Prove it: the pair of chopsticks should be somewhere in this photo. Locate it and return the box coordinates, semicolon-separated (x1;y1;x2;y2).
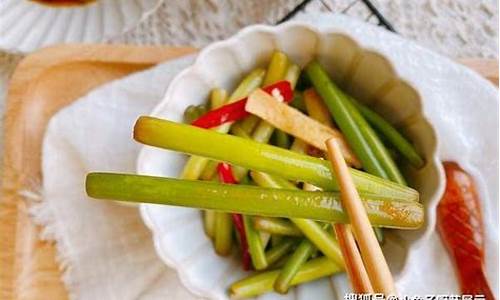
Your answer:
325;138;396;295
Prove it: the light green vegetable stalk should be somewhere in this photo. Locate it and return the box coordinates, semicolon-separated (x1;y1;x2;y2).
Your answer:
185;89;228;241
349;98;425;168
270;254;292;269
231;53;299;254
183;72;265;247
273;222;330;294
243;51;293;262
230;123;252;139
251;52;296;145
86;173;424;228
180;88;226;180
250;171;344;267
274;238;316;294
203;210;216;238
133;117;419;202
346;100;400;239
199;161;218;181
180;155;211;180
216;68;266;132
181;69;265;181
210;88;227;109
243;215;268;270
214;211;232;256
253;217;303;237
305;61;407;185
274;130;291;149
265;238;297;266
284;64;301;88
344;98;407;185
290;91;307;113
238;116;260;135
183;105;206;124
292;219;343;265
302;89;387;241
263;51;289;86
305;60;387;178
249;112;278;144
229;257;342;298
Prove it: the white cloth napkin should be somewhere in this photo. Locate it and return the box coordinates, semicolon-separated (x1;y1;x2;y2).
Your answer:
34;55;199;300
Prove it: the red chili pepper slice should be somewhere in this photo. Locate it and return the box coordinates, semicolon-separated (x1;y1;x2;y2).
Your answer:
217;162;239;184
230;213;251;271
191;80;293;129
217;163;251;270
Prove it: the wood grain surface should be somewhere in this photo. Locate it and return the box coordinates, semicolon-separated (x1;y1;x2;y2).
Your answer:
0;44;196;300
0;43;496;300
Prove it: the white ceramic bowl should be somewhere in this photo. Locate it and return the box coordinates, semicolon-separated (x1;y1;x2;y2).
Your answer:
0;0;161;53
137;19;446;299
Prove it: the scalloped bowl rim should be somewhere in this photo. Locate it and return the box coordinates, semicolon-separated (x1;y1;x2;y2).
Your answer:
138;21;445;298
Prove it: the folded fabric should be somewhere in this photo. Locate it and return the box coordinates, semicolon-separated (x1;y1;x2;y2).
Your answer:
33;55;200;300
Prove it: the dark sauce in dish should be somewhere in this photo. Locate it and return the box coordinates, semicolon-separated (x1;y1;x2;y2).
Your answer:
30;0;96;7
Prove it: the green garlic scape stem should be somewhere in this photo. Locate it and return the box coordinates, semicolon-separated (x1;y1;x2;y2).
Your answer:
263;51;289;86
350;98;425;168
85;173;424;228
203;210;215;238
229;69;267;101
290;91;307;113
181;69;265;180
274;239;316;294
133;117;419;202
214;211;232;256
284;64;301;88
292;219;343;266
253;217;303;237
305;61;388;178
208;70;264;256
302;88;389;241
183;105;202;124
274;130;291;149
180;88;227;180
344;98;407;185
243;52;291;260
239;115;260;134
265;238;297;266
243;215;268;270
274;226;324;294
270;254;291;269
186;88;229;245
199;161;218;181
250;52;298;145
210;88;227;109
250;171;345;266
229;257;342;298
230;123;252;139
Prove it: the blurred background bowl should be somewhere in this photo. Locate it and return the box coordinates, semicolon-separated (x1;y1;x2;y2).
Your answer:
0;0;162;53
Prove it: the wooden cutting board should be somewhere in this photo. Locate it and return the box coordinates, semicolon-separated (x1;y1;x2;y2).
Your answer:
0;43;496;300
0;44;196;300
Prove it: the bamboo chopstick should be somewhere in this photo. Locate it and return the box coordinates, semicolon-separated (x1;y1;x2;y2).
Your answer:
303;181;372;292
333;224;373;293
303;182;372;292
326;138;396;295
